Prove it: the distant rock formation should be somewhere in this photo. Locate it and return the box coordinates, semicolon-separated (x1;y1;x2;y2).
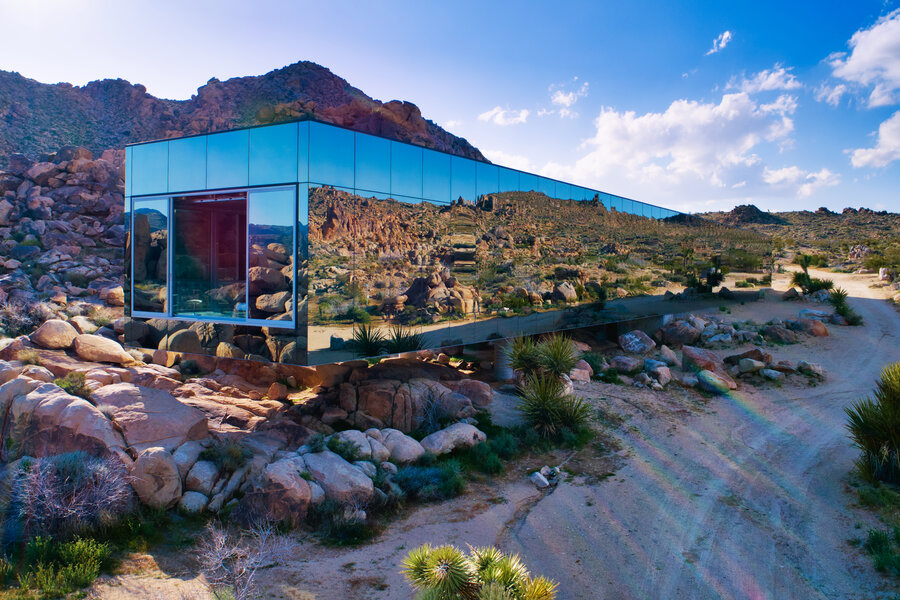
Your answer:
0;61;485;167
720;204;787;226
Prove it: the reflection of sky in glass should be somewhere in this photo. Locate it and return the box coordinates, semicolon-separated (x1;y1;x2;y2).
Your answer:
132;142;168;196
207;129;249;189
538;176;556;198
391;142;422;198
249;187;295;231
519;172;538;193
168;135;206;193
355;133;390;193
499;167;519;194
309;122;354;188
423;149;450;203
476;162;498;197
451;155;475;202
250;122;298;185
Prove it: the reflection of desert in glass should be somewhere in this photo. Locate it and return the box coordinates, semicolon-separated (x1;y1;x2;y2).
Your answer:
128;198;168;314
307;186;772;358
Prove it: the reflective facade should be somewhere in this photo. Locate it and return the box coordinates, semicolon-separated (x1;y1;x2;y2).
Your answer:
125;119;697;366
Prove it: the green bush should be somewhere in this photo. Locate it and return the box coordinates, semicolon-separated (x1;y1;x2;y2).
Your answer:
54;372;92;400
394;460;466;501
382;326;425;354
346;323;386;357
16;536;110;596
505;336;544;374
517;374;592;440
179;359;203;378
579;352;605;379
539;334;580;379
846;362;900;484
401;544;558;600
199;439;252;473
326;436;362;462
309;499;377;546
343;305;372;324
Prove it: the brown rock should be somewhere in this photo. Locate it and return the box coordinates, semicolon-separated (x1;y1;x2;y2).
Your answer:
796;318;828;337
267;381;288;401
681;346;737;389
130;447;182;509
657;320;701;347
74;334;134;364
30;319;78;349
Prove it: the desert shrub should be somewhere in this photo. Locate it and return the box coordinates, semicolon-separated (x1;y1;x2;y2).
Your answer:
11;451;132;540
538;334;580;379
517;374;592;440
54;372;91;400
306;433;326;453
580;352;605;379
346;323;386;357
197;521;289;599
793;253;827;268
308;499;377;546
343;305;372;324
863;528;900;574
846;362;900;484
0;302;36;338
15;536;110;596
505;336;544;374
807;278;834;293
402;544;558;600
829;287;864;326
734;280;753;288
394;460;465;501
200;439;252;473
0;555;11;583
179;359;203;378
599;367;623;384
326;436;362;463
16;348;42;366
463;442;504;475
791;271;834;295
382;326;425;354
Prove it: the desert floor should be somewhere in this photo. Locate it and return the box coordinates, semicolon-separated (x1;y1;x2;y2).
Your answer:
90;268;900;600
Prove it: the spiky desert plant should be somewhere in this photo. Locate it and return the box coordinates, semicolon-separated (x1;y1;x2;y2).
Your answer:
829;287;849;310
504;337;544;375
517;373;592;440
382;326;425;354
401;544;558;600
346;323;386;357
537;334;580;379
846;362;900;483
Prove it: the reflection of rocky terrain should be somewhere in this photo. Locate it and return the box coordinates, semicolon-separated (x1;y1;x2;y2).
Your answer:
307;187;773;332
0;61;485;168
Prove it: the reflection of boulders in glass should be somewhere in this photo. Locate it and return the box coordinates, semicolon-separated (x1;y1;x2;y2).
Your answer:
130;212;167;312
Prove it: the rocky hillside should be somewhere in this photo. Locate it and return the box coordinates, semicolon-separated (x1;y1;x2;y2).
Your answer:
0;61;485;167
702;204;900;245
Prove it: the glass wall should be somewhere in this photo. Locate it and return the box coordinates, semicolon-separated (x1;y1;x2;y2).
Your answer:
127;119;697;367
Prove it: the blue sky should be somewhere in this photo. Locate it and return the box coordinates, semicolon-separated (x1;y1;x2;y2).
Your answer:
2;0;899;213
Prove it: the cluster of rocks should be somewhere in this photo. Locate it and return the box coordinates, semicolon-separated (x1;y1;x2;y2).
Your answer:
593;310;832;394
0;147;125;310
381;267;481;321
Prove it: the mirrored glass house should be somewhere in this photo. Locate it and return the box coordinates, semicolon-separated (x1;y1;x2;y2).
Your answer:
125;119;698;367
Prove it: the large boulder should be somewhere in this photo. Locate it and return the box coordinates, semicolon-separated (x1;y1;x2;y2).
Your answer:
30;319;78;349
795;318;829;337
552;282;578;303
4;379;127;460
381;428;425;464
331;429;373;460
610;355;643;374
130;447;182;509
681;346;736;390
762;325;799;344
164;329;203;354
242;456;312;526
657;320;701;347
724;347;772;366
74;334;133;364
178;491;208;514
447;379;493;408
420;423;487;455
185;459;219;496
697;370;733;395
302;450;375;504
618;330;656;354
90;383;208;453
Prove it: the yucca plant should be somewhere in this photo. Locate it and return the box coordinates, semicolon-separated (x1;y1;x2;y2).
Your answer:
537;334;580;379
517;373;592;440
346;323;386;357
846;362;900;483
829;287;849;309
504;337;544;375
401;544;558;600
383;326;426;354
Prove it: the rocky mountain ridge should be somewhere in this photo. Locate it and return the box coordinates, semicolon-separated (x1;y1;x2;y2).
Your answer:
0;61;485;167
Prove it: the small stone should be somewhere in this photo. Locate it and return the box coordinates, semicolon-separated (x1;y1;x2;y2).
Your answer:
530;471;550;489
267;382;288;402
178;491;208;514
761;368;785;381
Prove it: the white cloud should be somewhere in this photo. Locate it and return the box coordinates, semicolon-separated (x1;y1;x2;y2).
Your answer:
706;30;733;55
482;149;535;172
537;91;834;205
542;80;590;118
477;106;530;126
728;64;802;94
829;9;900;107
849;109;900;167
814;83;848;107
763;166;840;197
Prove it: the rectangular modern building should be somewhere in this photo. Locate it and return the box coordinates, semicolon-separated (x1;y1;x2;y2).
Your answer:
124;119;684;366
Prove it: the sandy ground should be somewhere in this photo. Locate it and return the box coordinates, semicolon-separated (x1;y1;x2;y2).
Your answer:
90;269;900;599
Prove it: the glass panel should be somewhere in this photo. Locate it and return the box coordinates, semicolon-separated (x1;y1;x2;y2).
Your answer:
131;142;168;196
298;121;309;182
476;162;498;198
124;197;132;316
538;177;556;198
391;141;423;198
498;167;519;194
250;122;298;185
248;188;295;323
168;136;206;193
450;156;476;203
309;122;354;188
172;192;248;319
207;129;249;189
557;182;572;201
125;146;133;197
423;149;451;203
355;133;390;193
519;172;538;192
131;197;169;314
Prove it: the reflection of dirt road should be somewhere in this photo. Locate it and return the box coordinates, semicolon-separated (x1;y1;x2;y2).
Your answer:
92;270;900;598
